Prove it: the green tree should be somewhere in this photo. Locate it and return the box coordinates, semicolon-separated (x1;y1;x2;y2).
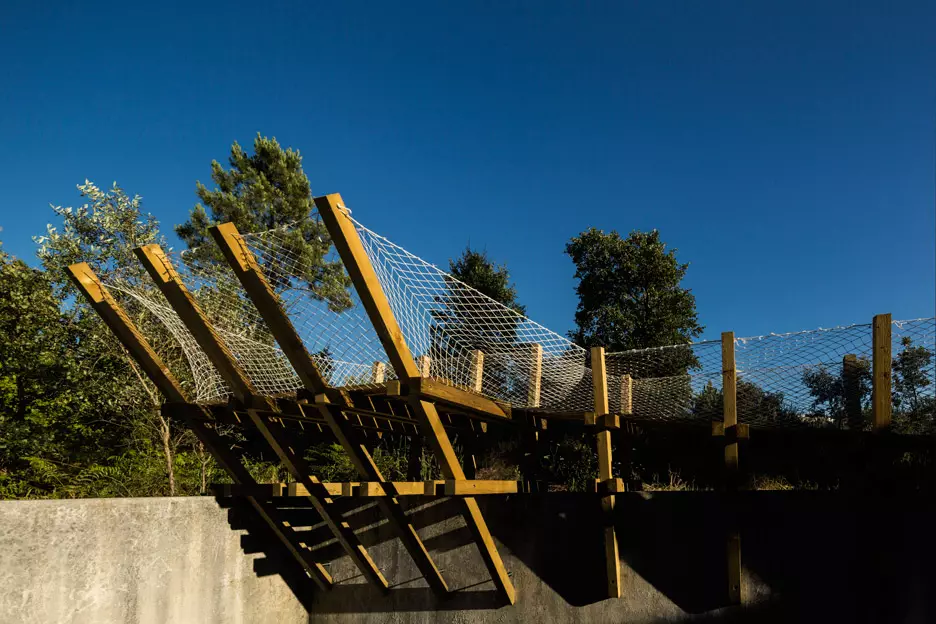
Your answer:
892;337;934;434
448;247;526;315
801;357;872;428
0;246;128;497
566;228;703;376
175;134;352;310
35;181;205;496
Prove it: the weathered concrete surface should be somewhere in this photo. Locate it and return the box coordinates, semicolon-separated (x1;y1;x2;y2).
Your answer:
1;493;934;623
0;497;307;624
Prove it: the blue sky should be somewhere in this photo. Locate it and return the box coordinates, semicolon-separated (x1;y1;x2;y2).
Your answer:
1;1;933;341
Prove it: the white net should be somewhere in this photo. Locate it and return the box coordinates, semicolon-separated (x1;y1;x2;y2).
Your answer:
95;211;934;434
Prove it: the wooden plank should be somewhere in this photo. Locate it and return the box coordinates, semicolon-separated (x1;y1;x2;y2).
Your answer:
372;362;386;384
409;377;511;421
134;242;389;593
417;354;431;378
445;480;519;496
316;193;516;605
469;350;484;393
591;346;621;599
842;354;862;430
872;314;892;431
66;264;332;590
527;343;543;408
210;222;448;597
67;263;186;403
214;483;286;498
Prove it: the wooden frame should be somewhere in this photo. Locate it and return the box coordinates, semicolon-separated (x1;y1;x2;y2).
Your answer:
132;243;390;593
66;262;334;591
721;331;742;605
591;347;621;599
872;313;892;431
316;192;517;605
209;221;449;597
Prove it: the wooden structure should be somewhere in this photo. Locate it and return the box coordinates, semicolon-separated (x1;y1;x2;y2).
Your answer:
68;192;924;609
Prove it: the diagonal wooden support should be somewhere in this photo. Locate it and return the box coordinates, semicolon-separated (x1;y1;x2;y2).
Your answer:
591;347;622;599
132;244;390;593
209;222;449;597
65;262;333;590
316;193;516;605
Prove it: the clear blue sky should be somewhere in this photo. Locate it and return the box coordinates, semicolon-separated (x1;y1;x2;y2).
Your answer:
1;1;933;341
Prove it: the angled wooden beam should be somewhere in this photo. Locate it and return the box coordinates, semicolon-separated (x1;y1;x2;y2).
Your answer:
209;222;449;597
591;346;621;599
65;263;333;590
133;243;390;593
407;377;511;422
316;193;516;605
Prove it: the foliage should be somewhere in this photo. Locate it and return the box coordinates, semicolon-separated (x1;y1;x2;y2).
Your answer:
566;228;703;375
802;358;872;428
175;134;352;310
892;337;935;434
693;379;798;425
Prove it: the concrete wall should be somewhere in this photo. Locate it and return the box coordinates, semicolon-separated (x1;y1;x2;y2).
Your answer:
0;497;307;624
1;493;935;623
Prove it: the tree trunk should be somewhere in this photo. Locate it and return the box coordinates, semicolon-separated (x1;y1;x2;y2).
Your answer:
197;441;208;495
159;412;176;496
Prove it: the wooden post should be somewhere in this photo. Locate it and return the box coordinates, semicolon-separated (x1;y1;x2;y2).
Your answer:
133;242;390;593
417;354;431;378
842;354;862;430
721;331;741;605
872;314;892;431
469;350;484;393
620;374;633;416
591;347;621;599
65;263;333;590
315;193;516;605
527;343;543;408
372;361;386;384
209;222;449;597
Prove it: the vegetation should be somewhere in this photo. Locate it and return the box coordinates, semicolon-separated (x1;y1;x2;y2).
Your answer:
0;138;931;500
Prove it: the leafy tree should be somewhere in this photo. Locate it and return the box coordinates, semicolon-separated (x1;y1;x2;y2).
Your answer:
0;246;128;497
433;247;527;395
892;337;934;434
801;357;872;428
692;380;797;424
175;134;352;310
35;181;201;496
566;228;703;377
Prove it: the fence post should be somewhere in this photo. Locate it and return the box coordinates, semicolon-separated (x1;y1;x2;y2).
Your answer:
469;350;484;393
592;346;622;599
721;331;742;605
842;354;862;430
372;361;386;384
872;314;892;431
417;354;431;378
527;343;543;408
620;374;633;416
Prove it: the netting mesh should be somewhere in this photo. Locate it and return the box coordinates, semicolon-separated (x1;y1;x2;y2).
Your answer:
95;213;934;433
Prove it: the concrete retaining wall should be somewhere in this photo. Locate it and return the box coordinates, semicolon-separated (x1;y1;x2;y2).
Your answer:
1;493;934;623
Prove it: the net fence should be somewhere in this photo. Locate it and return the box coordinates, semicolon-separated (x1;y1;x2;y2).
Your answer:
96;213;934;432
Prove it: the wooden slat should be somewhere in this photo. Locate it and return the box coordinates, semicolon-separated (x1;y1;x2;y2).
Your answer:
620;374;633;416
209;222;448;597
591;346;621;599
66;263;332;590
408;377;511;421
316;193;516;605
372;362;387;384
134;242;389;593
445;480;519;496
872;314;892;431
527;343;543;408
417;355;431;378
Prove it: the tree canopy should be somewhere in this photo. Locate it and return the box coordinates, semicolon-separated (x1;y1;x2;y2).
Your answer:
175;134;351;309
566;228;703;352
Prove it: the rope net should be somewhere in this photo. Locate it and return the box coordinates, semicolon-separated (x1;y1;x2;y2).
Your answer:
96;213;935;433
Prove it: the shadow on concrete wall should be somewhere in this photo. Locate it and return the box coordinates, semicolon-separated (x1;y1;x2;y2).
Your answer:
221;492;936;620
